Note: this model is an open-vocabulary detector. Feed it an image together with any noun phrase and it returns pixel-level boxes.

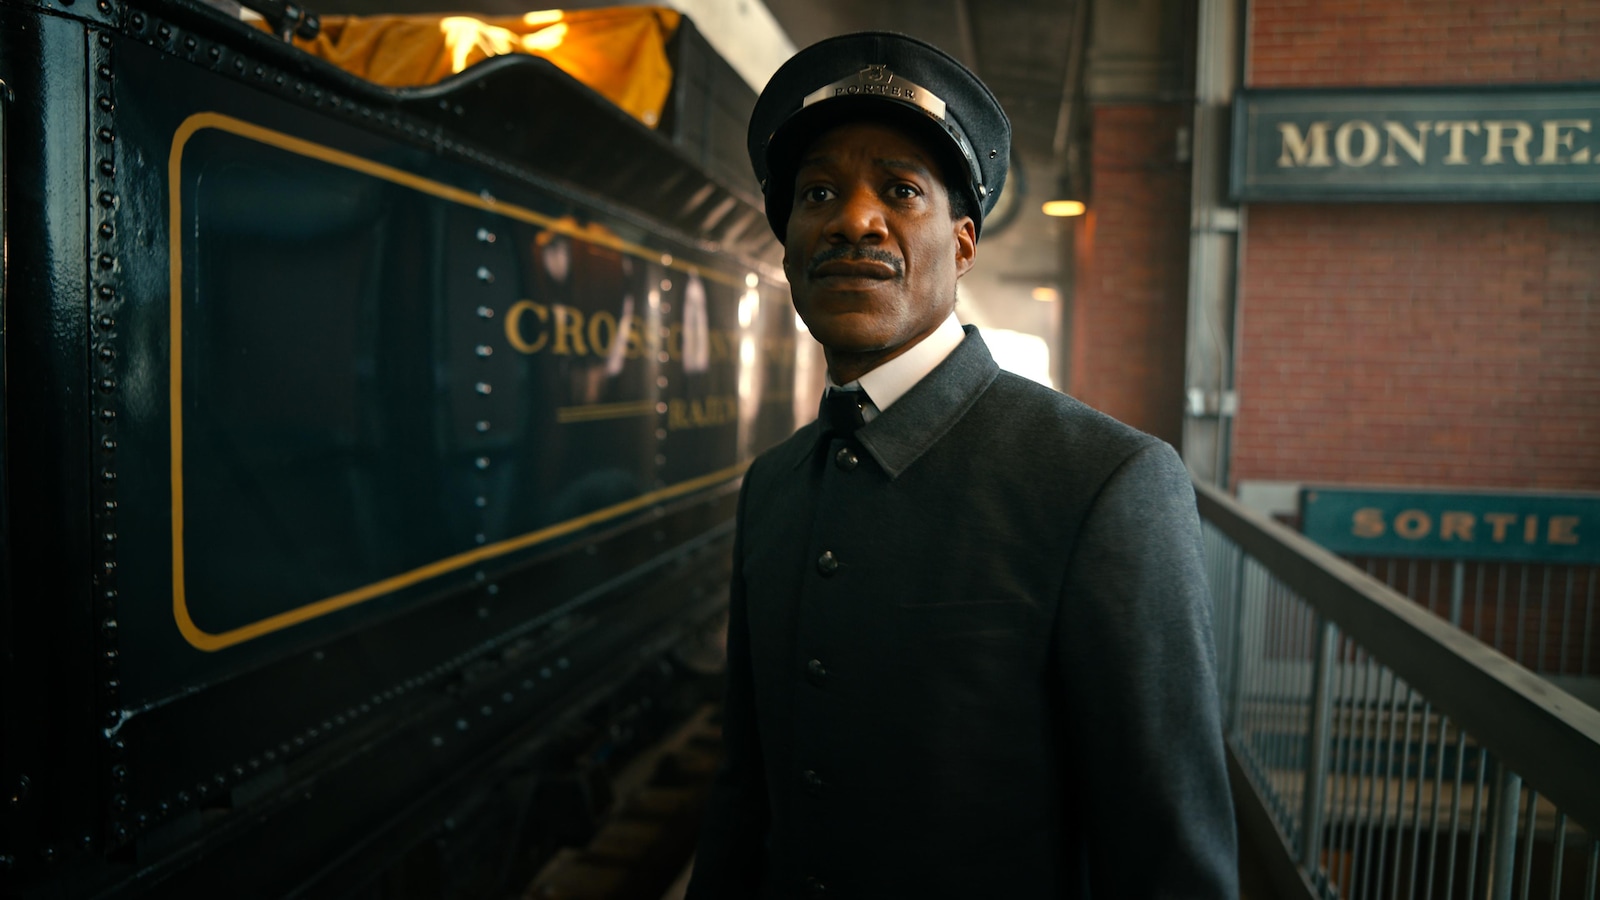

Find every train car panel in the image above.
[0,0,817,894]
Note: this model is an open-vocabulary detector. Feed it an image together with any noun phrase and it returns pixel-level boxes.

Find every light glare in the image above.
[1042,199,1087,217]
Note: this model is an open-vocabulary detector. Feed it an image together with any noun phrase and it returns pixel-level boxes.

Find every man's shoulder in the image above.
[979,370,1163,461]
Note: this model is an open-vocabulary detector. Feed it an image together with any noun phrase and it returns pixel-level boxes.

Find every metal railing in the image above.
[1196,482,1600,900]
[1351,556,1599,682]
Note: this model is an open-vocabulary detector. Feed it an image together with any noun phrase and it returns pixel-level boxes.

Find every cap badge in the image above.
[802,65,948,121]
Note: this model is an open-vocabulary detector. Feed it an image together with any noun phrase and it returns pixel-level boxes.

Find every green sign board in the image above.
[1300,487,1600,564]
[1233,86,1600,202]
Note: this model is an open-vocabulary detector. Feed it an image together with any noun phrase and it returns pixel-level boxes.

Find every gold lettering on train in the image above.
[624,316,647,359]
[505,300,550,354]
[667,394,739,430]
[552,304,586,355]
[587,310,618,356]
[504,299,748,366]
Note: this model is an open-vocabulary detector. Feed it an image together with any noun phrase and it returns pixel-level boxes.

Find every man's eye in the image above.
[889,184,921,200]
[801,186,834,203]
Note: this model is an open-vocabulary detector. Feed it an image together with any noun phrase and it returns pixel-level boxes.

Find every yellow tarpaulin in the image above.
[276,6,681,127]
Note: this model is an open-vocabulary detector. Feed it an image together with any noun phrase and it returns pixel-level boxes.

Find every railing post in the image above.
[1226,546,1249,734]
[1450,560,1465,627]
[1482,758,1521,900]
[1300,616,1338,876]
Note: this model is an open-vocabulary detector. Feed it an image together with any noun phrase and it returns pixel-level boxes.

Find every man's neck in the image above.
[825,312,966,414]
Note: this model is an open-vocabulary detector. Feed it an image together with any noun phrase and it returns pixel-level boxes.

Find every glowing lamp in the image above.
[1041,199,1086,217]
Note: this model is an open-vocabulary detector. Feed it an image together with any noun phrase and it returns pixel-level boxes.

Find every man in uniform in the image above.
[687,31,1237,899]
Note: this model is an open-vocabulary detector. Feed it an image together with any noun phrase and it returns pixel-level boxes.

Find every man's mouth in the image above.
[812,260,897,280]
[806,248,904,282]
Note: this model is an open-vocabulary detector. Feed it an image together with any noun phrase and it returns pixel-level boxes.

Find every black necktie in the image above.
[820,387,869,439]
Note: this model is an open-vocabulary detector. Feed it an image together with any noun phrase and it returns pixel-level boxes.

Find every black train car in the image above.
[0,0,814,894]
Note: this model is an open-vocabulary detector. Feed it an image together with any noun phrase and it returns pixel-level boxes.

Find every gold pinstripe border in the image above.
[167,111,743,651]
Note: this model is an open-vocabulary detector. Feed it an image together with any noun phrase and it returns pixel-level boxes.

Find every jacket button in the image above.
[805,658,827,685]
[804,876,828,896]
[801,769,823,794]
[815,551,839,576]
[834,447,858,471]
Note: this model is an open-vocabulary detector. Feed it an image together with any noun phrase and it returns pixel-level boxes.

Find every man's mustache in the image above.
[805,246,905,279]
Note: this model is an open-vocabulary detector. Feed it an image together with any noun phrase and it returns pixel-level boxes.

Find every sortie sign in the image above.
[1299,487,1600,564]
[1232,86,1600,202]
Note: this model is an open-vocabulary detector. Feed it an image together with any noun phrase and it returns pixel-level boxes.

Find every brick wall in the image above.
[1070,104,1191,448]
[1234,0,1600,492]
[1234,203,1600,489]
[1250,0,1600,88]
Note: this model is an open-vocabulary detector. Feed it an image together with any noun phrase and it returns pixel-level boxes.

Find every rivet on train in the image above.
[475,382,492,395]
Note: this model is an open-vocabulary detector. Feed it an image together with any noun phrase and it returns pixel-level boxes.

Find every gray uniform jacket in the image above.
[688,327,1238,899]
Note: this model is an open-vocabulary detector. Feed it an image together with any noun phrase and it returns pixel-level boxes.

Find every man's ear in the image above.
[953,216,978,279]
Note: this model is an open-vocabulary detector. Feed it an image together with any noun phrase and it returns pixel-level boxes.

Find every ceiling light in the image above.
[1042,199,1086,217]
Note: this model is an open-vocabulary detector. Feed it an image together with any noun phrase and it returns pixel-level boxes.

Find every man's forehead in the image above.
[796,124,941,176]
[796,152,935,176]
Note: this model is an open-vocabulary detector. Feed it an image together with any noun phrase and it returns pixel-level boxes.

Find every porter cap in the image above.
[748,31,1011,240]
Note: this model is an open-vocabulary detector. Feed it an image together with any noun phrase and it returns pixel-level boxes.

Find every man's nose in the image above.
[826,187,888,245]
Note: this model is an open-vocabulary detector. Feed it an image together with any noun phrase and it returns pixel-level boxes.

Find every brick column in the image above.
[1070,104,1192,447]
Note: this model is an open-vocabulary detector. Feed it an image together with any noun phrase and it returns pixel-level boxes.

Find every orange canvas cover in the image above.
[276,6,681,127]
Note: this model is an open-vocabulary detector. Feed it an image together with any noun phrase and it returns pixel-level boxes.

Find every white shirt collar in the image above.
[826,312,965,422]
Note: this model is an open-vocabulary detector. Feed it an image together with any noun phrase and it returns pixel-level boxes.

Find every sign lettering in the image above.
[1300,487,1600,564]
[1234,87,1600,201]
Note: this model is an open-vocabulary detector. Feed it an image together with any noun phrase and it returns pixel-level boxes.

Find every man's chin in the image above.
[805,323,895,355]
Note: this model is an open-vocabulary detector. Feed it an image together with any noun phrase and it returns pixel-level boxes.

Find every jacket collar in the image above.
[788,325,999,479]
